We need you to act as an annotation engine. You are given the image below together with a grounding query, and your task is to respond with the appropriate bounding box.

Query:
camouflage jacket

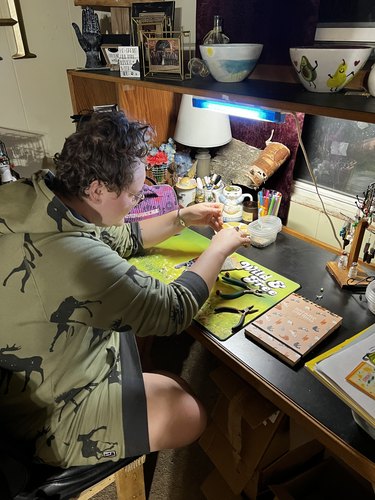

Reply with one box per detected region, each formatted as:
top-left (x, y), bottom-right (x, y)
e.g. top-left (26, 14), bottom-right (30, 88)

top-left (0, 170), bottom-right (208, 467)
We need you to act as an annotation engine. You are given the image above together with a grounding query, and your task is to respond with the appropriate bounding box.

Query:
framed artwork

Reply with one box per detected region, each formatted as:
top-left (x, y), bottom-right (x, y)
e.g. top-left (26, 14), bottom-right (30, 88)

top-left (140, 31), bottom-right (191, 80)
top-left (131, 1), bottom-right (175, 46)
top-left (131, 1), bottom-right (175, 24)
top-left (101, 44), bottom-right (121, 70)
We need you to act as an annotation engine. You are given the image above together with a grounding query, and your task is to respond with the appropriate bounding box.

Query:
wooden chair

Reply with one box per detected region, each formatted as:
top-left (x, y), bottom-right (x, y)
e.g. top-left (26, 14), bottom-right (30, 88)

top-left (1, 438), bottom-right (146, 500)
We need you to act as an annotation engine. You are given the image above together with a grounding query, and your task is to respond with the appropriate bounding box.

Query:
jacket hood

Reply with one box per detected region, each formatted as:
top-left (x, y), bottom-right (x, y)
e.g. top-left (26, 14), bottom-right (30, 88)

top-left (0, 169), bottom-right (95, 237)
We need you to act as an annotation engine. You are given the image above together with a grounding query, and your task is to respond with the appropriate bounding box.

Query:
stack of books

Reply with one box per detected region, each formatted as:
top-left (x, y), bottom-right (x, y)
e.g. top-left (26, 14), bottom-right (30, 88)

top-left (305, 323), bottom-right (375, 431)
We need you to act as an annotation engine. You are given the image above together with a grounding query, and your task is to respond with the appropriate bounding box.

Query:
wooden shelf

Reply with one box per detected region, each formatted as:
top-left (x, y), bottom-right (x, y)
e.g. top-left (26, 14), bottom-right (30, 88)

top-left (67, 68), bottom-right (375, 123)
top-left (74, 0), bottom-right (150, 6)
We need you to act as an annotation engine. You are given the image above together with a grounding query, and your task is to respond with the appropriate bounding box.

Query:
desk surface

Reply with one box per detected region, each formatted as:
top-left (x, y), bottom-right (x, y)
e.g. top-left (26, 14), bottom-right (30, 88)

top-left (188, 228), bottom-right (375, 483)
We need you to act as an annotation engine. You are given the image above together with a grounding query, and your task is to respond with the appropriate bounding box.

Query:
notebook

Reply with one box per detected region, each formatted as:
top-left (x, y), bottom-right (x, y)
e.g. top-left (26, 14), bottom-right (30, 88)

top-left (245, 293), bottom-right (343, 366)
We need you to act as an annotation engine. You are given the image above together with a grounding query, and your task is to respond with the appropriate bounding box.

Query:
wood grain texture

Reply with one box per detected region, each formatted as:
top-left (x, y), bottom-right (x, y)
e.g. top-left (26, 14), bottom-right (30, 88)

top-left (118, 84), bottom-right (181, 143)
top-left (67, 73), bottom-right (118, 114)
top-left (74, 0), bottom-right (150, 7)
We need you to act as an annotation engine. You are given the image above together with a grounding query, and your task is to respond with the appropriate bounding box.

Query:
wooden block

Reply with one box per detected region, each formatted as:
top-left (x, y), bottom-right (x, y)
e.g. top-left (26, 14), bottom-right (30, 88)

top-left (326, 260), bottom-right (368, 289)
top-left (115, 456), bottom-right (146, 500)
top-left (78, 473), bottom-right (116, 500)
top-left (78, 455), bottom-right (146, 500)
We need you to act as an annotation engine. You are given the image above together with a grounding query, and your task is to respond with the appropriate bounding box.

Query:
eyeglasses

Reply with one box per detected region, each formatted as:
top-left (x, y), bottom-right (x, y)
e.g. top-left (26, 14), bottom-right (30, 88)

top-left (128, 189), bottom-right (145, 205)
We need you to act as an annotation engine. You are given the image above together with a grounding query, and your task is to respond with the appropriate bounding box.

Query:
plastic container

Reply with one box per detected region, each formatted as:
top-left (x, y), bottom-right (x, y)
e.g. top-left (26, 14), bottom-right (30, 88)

top-left (365, 279), bottom-right (375, 315)
top-left (247, 218), bottom-right (280, 248)
top-left (257, 215), bottom-right (282, 233)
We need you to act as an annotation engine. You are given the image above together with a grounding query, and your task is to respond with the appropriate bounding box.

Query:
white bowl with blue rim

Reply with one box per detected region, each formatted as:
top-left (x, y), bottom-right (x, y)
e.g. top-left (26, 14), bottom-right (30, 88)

top-left (199, 43), bottom-right (263, 83)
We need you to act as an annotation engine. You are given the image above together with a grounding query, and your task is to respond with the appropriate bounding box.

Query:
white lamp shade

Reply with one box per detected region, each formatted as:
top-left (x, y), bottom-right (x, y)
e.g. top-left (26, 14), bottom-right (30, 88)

top-left (174, 94), bottom-right (232, 148)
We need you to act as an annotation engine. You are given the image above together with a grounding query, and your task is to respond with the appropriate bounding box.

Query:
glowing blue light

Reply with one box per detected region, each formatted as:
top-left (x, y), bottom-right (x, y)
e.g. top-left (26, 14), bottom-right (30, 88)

top-left (192, 97), bottom-right (285, 123)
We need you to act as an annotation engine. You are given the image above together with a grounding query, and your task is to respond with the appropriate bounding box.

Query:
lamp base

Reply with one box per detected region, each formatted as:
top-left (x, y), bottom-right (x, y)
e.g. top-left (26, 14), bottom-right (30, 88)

top-left (195, 149), bottom-right (211, 178)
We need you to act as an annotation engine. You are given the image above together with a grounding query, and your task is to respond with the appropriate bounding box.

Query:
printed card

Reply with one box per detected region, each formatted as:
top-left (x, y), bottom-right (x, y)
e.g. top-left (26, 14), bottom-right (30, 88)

top-left (345, 361), bottom-right (375, 400)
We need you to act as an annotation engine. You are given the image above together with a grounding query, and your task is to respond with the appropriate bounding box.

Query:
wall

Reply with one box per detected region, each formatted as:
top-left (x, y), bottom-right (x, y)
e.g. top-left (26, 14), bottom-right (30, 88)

top-left (0, 0), bottom-right (83, 162)
top-left (288, 182), bottom-right (349, 248)
top-left (0, 0), bottom-right (196, 167)
top-left (0, 1), bottom-right (368, 254)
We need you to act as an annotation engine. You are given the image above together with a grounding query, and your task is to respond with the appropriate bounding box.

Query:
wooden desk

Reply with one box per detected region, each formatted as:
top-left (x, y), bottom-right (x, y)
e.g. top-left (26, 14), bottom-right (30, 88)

top-left (187, 227), bottom-right (375, 485)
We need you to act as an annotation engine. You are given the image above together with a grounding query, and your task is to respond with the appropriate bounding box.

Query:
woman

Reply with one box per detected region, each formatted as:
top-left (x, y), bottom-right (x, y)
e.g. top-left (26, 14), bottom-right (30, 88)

top-left (0, 110), bottom-right (251, 467)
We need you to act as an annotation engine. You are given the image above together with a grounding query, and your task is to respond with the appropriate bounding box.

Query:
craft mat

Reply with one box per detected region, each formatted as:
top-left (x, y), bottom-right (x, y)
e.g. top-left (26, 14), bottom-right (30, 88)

top-left (130, 228), bottom-right (300, 340)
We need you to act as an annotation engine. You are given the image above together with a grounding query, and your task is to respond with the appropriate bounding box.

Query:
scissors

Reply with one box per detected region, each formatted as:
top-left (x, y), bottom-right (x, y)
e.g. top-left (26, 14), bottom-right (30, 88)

top-left (216, 275), bottom-right (264, 299)
top-left (214, 305), bottom-right (259, 332)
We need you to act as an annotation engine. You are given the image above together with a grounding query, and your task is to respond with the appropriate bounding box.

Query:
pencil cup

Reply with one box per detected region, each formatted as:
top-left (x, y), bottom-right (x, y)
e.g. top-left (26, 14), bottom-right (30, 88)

top-left (212, 183), bottom-right (224, 203)
top-left (257, 190), bottom-right (282, 217)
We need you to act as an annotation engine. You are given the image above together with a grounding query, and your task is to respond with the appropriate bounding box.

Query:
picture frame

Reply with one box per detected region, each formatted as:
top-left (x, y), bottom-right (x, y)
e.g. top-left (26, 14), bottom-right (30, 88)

top-left (101, 44), bottom-right (121, 70)
top-left (131, 15), bottom-right (165, 47)
top-left (131, 1), bottom-right (175, 46)
top-left (141, 30), bottom-right (192, 81)
top-left (118, 46), bottom-right (141, 79)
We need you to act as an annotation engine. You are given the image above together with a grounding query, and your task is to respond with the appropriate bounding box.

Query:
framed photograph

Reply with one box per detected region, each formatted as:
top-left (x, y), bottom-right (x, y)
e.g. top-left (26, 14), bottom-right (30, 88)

top-left (148, 37), bottom-right (180, 73)
top-left (101, 44), bottom-right (121, 70)
top-left (131, 1), bottom-right (175, 46)
top-left (141, 30), bottom-right (192, 80)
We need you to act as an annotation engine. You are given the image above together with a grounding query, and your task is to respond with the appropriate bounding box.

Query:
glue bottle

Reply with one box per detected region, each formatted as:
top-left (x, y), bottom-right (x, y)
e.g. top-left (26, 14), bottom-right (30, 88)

top-left (338, 251), bottom-right (348, 270)
top-left (348, 262), bottom-right (358, 279)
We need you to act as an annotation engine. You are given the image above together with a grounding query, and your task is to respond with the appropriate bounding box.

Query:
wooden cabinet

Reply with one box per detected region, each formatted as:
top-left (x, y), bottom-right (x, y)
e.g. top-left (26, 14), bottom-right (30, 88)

top-left (67, 70), bottom-right (182, 142)
top-left (67, 69), bottom-right (375, 136)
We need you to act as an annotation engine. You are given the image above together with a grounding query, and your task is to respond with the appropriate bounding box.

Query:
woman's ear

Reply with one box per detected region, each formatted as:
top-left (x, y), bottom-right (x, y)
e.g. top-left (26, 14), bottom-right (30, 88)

top-left (85, 180), bottom-right (105, 203)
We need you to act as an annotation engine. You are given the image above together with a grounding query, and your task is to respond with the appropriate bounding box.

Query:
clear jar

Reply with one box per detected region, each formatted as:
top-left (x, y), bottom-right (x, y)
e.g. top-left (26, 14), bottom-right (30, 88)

top-left (348, 262), bottom-right (358, 279)
top-left (337, 251), bottom-right (348, 270)
top-left (203, 15), bottom-right (230, 45)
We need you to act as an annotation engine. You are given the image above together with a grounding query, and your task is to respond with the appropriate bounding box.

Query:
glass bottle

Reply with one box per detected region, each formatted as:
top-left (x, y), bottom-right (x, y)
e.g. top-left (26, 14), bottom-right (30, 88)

top-left (348, 262), bottom-right (358, 279)
top-left (203, 15), bottom-right (230, 45)
top-left (337, 251), bottom-right (348, 270)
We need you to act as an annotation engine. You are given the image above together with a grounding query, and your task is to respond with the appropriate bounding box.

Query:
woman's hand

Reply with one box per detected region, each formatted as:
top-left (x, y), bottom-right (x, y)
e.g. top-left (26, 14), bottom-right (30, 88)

top-left (180, 203), bottom-right (224, 232)
top-left (188, 225), bottom-right (251, 291)
top-left (210, 225), bottom-right (251, 256)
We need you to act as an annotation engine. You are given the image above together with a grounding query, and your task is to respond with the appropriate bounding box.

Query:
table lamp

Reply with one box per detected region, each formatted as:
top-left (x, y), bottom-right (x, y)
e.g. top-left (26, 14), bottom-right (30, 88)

top-left (174, 94), bottom-right (232, 178)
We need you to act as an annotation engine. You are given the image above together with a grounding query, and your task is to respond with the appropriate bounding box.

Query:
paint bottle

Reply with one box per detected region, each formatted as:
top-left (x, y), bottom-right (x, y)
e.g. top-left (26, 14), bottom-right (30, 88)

top-left (368, 64), bottom-right (375, 97)
top-left (348, 262), bottom-right (358, 279)
top-left (338, 251), bottom-right (348, 270)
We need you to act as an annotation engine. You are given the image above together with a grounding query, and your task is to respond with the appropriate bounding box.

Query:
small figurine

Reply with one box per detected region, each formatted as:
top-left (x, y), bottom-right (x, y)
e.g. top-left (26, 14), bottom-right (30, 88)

top-left (72, 7), bottom-right (103, 69)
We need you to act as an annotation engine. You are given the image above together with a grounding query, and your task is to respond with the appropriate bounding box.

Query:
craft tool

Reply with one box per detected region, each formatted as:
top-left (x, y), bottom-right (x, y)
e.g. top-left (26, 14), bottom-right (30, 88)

top-left (214, 305), bottom-right (259, 332)
top-left (216, 275), bottom-right (264, 299)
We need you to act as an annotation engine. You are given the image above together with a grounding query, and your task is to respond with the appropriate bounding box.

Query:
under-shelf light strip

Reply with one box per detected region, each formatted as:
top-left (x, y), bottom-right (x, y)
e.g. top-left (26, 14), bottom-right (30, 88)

top-left (192, 97), bottom-right (286, 123)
